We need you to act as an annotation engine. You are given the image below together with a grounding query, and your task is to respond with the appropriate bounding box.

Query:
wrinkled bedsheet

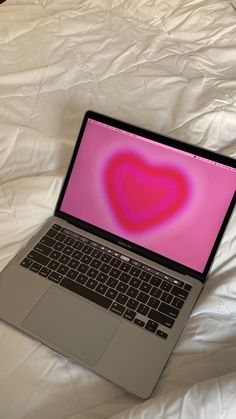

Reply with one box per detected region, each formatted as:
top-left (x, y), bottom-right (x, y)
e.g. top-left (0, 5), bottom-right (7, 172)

top-left (0, 1), bottom-right (236, 418)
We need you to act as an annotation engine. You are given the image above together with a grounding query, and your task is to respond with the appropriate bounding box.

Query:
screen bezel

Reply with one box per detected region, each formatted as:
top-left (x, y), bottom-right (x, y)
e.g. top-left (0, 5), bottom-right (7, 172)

top-left (55, 110), bottom-right (236, 283)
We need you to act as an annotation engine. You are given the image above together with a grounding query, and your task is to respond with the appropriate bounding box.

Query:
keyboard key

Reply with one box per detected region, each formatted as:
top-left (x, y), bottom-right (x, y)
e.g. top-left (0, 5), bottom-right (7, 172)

top-left (67, 269), bottom-right (78, 280)
top-left (87, 268), bottom-right (99, 279)
top-left (63, 246), bottom-right (74, 256)
top-left (48, 260), bottom-right (60, 270)
top-left (140, 282), bottom-right (152, 293)
top-left (61, 277), bottom-right (112, 309)
top-left (29, 262), bottom-right (41, 273)
top-left (140, 271), bottom-right (151, 282)
top-left (148, 309), bottom-right (174, 328)
top-left (160, 292), bottom-right (173, 304)
top-left (106, 288), bottom-right (118, 299)
top-left (27, 250), bottom-right (50, 266)
top-left (91, 249), bottom-right (102, 258)
top-left (184, 283), bottom-right (192, 291)
top-left (40, 236), bottom-right (56, 247)
top-left (106, 277), bottom-right (118, 288)
top-left (116, 293), bottom-right (128, 305)
top-left (64, 237), bottom-right (75, 246)
top-left (171, 286), bottom-right (188, 300)
top-left (116, 282), bottom-right (129, 293)
top-left (34, 243), bottom-right (51, 256)
top-left (134, 319), bottom-right (145, 328)
top-left (126, 287), bottom-right (139, 299)
top-left (96, 272), bottom-right (108, 283)
top-left (150, 287), bottom-right (162, 299)
top-left (73, 241), bottom-right (84, 250)
top-left (110, 257), bottom-right (122, 268)
top-left (53, 242), bottom-right (65, 251)
top-left (39, 267), bottom-right (51, 278)
top-left (156, 329), bottom-right (168, 339)
top-left (86, 279), bottom-right (98, 289)
top-left (123, 308), bottom-right (136, 321)
top-left (137, 291), bottom-right (149, 304)
top-left (126, 298), bottom-right (138, 310)
top-left (48, 271), bottom-right (63, 283)
top-left (77, 263), bottom-right (89, 274)
top-left (150, 276), bottom-right (162, 287)
top-left (145, 320), bottom-right (158, 333)
top-left (160, 281), bottom-right (172, 292)
top-left (120, 262), bottom-right (131, 272)
top-left (55, 232), bottom-right (66, 241)
top-left (58, 254), bottom-right (70, 265)
top-left (137, 303), bottom-right (149, 316)
top-left (82, 244), bottom-right (93, 254)
top-left (71, 250), bottom-right (83, 260)
top-left (100, 263), bottom-right (111, 274)
top-left (120, 272), bottom-right (131, 283)
top-left (109, 268), bottom-right (121, 279)
top-left (50, 250), bottom-right (61, 260)
top-left (76, 273), bottom-right (87, 285)
top-left (68, 258), bottom-right (80, 269)
top-left (20, 258), bottom-right (33, 269)
top-left (159, 302), bottom-right (179, 319)
top-left (90, 259), bottom-right (102, 269)
top-left (129, 277), bottom-right (141, 288)
top-left (46, 228), bottom-right (58, 238)
top-left (172, 297), bottom-right (184, 309)
top-left (95, 283), bottom-right (108, 294)
top-left (130, 266), bottom-right (141, 277)
top-left (148, 296), bottom-right (159, 309)
top-left (110, 302), bottom-right (125, 316)
top-left (52, 224), bottom-right (62, 231)
top-left (57, 265), bottom-right (69, 275)
top-left (100, 253), bottom-right (112, 263)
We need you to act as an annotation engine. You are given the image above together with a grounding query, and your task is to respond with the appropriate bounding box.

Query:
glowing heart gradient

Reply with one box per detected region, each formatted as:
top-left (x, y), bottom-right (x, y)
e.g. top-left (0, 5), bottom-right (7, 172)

top-left (104, 152), bottom-right (190, 232)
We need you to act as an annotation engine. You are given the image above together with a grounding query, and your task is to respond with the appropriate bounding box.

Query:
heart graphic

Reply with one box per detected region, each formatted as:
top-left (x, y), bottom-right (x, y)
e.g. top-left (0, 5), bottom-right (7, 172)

top-left (104, 152), bottom-right (190, 232)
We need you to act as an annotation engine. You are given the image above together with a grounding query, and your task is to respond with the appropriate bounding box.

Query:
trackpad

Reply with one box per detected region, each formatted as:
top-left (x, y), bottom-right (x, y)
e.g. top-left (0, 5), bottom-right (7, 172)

top-left (22, 286), bottom-right (121, 366)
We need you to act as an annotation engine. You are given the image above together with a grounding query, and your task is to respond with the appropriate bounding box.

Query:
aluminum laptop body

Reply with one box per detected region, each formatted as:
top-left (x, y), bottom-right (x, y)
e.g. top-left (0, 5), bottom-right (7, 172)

top-left (0, 111), bottom-right (235, 398)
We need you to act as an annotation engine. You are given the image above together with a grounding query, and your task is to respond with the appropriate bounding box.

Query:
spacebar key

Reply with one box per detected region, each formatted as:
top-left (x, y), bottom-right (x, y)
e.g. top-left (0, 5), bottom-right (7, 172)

top-left (60, 277), bottom-right (112, 309)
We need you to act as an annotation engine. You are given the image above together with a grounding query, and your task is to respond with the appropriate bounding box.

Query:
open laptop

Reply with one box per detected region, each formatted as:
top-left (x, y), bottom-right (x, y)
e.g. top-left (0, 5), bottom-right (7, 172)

top-left (0, 111), bottom-right (235, 398)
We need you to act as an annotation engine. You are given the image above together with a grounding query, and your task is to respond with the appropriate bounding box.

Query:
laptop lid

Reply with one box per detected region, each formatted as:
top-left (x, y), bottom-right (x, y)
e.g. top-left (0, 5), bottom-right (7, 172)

top-left (55, 111), bottom-right (236, 282)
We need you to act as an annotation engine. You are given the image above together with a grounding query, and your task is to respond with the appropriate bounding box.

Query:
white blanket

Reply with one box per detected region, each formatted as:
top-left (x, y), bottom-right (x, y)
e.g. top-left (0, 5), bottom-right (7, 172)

top-left (0, 1), bottom-right (236, 418)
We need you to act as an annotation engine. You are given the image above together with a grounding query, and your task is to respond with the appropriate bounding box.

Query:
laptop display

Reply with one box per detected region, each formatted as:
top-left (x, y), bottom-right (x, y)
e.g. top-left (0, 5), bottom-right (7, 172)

top-left (60, 117), bottom-right (236, 274)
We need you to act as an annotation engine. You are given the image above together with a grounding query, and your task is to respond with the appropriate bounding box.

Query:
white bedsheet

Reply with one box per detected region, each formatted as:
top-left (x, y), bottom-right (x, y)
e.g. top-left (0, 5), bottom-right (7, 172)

top-left (0, 1), bottom-right (236, 418)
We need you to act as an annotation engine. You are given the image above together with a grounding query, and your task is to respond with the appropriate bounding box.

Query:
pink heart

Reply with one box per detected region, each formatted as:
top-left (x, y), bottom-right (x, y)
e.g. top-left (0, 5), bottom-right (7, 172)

top-left (104, 152), bottom-right (189, 232)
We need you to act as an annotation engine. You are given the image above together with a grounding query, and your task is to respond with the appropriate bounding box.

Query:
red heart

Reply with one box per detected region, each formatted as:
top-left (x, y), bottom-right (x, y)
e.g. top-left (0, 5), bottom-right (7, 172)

top-left (104, 152), bottom-right (189, 232)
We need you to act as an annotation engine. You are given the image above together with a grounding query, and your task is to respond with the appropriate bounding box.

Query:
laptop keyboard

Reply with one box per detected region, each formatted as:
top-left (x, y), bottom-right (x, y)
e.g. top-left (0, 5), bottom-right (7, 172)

top-left (20, 224), bottom-right (192, 340)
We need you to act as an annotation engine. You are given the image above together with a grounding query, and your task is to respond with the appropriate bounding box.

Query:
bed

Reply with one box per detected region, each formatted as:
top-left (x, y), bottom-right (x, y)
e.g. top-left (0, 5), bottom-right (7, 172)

top-left (0, 1), bottom-right (236, 418)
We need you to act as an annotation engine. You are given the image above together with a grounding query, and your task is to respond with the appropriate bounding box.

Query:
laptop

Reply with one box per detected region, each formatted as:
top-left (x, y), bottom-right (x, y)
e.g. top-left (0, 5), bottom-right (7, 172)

top-left (0, 111), bottom-right (235, 398)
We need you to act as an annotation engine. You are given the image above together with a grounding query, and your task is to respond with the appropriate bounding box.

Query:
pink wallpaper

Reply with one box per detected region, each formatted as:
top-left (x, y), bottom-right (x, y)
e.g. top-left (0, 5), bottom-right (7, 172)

top-left (60, 119), bottom-right (236, 273)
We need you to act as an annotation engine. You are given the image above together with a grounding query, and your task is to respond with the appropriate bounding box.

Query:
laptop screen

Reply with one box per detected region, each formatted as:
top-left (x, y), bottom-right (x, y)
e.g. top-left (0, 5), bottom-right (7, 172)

top-left (59, 115), bottom-right (236, 275)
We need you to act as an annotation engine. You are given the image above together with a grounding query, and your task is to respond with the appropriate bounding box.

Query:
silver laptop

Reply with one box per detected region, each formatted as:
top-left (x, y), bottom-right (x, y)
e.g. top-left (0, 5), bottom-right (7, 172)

top-left (0, 111), bottom-right (235, 398)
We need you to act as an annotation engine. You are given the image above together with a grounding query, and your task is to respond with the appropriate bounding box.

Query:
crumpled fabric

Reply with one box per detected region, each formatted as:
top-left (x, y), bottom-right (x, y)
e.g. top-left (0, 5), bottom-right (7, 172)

top-left (0, 1), bottom-right (236, 418)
